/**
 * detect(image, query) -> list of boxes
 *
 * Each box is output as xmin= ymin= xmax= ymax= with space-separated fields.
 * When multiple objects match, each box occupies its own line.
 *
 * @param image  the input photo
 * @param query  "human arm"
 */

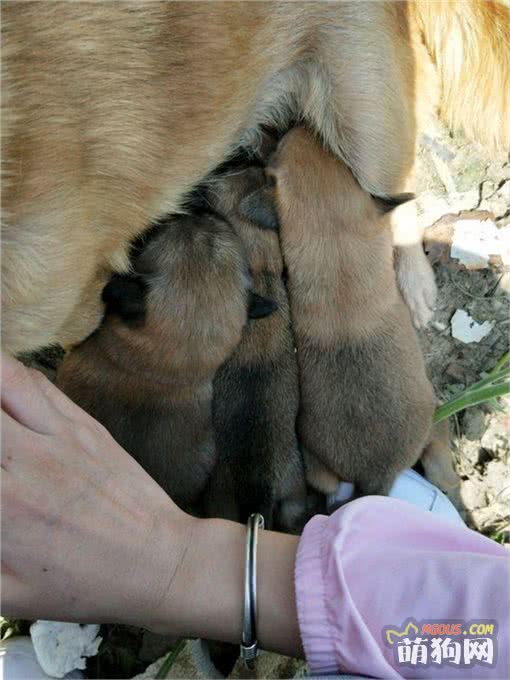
xmin=1 ymin=352 xmax=302 ymax=656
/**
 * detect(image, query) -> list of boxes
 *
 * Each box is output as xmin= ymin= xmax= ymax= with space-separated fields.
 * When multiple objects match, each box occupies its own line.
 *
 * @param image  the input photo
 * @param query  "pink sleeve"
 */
xmin=294 ymin=496 xmax=509 ymax=679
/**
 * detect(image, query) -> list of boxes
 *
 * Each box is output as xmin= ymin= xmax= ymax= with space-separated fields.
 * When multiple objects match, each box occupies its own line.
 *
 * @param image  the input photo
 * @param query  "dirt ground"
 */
xmin=17 ymin=119 xmax=509 ymax=679
xmin=417 ymin=119 xmax=509 ymax=541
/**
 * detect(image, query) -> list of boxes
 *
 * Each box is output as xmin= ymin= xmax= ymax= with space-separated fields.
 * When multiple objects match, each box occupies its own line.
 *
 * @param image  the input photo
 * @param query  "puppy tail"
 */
xmin=412 ymin=0 xmax=510 ymax=150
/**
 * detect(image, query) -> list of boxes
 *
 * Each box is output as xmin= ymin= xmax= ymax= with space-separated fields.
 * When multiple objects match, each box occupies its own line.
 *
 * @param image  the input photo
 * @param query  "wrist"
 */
xmin=152 ymin=517 xmax=246 ymax=641
xmin=146 ymin=513 xmax=303 ymax=659
xmin=137 ymin=507 xmax=201 ymax=635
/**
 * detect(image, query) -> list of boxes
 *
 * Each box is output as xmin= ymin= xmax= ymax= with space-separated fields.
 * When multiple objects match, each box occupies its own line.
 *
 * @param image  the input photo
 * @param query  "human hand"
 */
xmin=1 ymin=353 xmax=302 ymax=658
xmin=1 ymin=351 xmax=195 ymax=629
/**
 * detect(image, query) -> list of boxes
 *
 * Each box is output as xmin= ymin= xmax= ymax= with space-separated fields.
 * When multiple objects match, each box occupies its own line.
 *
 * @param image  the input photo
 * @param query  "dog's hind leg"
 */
xmin=420 ymin=420 xmax=460 ymax=492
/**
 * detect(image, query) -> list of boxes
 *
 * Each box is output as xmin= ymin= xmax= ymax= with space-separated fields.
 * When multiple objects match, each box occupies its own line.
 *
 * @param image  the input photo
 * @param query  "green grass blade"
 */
xmin=434 ymin=382 xmax=510 ymax=423
xmin=155 ymin=639 xmax=186 ymax=679
xmin=465 ymin=366 xmax=510 ymax=392
xmin=489 ymin=352 xmax=510 ymax=375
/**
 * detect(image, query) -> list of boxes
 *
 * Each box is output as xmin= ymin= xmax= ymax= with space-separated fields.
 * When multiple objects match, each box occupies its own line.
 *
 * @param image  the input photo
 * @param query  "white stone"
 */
xmin=451 ymin=309 xmax=494 ymax=344
xmin=30 ymin=621 xmax=101 ymax=678
xmin=450 ymin=219 xmax=510 ymax=269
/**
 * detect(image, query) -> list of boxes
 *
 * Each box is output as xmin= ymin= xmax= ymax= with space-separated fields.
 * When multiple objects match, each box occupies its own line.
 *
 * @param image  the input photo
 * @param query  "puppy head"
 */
xmin=103 ymin=213 xmax=276 ymax=377
xmin=207 ymin=166 xmax=279 ymax=232
xmin=266 ymin=127 xmax=414 ymax=235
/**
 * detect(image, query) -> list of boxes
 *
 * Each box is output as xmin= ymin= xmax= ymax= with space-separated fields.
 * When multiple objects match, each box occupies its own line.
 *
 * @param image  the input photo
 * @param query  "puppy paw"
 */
xmin=396 ymin=244 xmax=437 ymax=328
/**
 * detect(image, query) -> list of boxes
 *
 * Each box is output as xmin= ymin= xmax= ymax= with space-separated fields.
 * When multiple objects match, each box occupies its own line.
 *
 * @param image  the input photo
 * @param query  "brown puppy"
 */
xmin=3 ymin=1 xmax=509 ymax=354
xmin=265 ymin=128 xmax=439 ymax=497
xmin=56 ymin=212 xmax=272 ymax=511
xmin=203 ymin=166 xmax=307 ymax=531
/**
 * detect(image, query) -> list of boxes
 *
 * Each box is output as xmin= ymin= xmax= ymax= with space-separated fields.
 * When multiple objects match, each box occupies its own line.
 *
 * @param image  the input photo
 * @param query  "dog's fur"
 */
xmin=410 ymin=0 xmax=510 ymax=151
xmin=266 ymin=128 xmax=446 ymax=496
xmin=203 ymin=166 xmax=307 ymax=531
xmin=56 ymin=213 xmax=259 ymax=511
xmin=3 ymin=1 xmax=509 ymax=353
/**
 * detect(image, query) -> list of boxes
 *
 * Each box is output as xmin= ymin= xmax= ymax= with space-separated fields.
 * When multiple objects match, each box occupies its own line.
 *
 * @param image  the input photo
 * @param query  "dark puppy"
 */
xmin=204 ymin=166 xmax=307 ymax=531
xmin=265 ymin=128 xmax=448 ymax=497
xmin=57 ymin=212 xmax=270 ymax=512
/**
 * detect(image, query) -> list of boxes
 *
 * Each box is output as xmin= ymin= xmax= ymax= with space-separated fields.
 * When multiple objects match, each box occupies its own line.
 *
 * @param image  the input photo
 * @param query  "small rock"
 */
xmin=481 ymin=180 xmax=496 ymax=200
xmin=230 ymin=650 xmax=307 ymax=679
xmin=470 ymin=503 xmax=510 ymax=533
xmin=481 ymin=415 xmax=510 ymax=457
xmin=448 ymin=190 xmax=480 ymax=213
xmin=451 ymin=309 xmax=494 ymax=343
xmin=484 ymin=460 xmax=510 ymax=502
xmin=462 ymin=408 xmax=487 ymax=441
xmin=30 ymin=622 xmax=101 ymax=679
xmin=450 ymin=219 xmax=509 ymax=269
xmin=460 ymin=478 xmax=487 ymax=511
xmin=480 ymin=179 xmax=510 ymax=220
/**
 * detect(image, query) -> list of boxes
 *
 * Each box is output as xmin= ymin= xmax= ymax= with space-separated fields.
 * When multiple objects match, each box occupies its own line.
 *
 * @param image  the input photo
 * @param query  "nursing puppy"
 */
xmin=264 ymin=128 xmax=440 ymax=497
xmin=4 ymin=1 xmax=509 ymax=355
xmin=204 ymin=166 xmax=307 ymax=531
xmin=56 ymin=212 xmax=272 ymax=511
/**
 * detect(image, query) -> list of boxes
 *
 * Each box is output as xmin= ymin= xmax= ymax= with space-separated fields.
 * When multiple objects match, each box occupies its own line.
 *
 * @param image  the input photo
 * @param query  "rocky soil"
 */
xmin=417 ymin=120 xmax=509 ymax=541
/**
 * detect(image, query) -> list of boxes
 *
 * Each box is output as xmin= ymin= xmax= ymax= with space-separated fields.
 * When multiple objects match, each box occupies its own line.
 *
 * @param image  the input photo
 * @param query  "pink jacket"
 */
xmin=295 ymin=497 xmax=509 ymax=679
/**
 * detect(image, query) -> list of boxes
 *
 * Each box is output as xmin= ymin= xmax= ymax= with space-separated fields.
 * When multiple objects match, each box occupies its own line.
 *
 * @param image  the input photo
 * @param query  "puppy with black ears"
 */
xmin=204 ymin=165 xmax=308 ymax=531
xmin=258 ymin=127 xmax=457 ymax=498
xmin=56 ymin=212 xmax=274 ymax=513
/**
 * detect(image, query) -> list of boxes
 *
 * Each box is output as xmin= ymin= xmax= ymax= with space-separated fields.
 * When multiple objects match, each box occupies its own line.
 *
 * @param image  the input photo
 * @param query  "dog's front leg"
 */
xmin=391 ymin=198 xmax=436 ymax=328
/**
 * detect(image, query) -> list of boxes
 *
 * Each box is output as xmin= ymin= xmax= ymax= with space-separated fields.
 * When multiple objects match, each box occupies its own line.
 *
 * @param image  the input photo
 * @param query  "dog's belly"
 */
xmin=2 ymin=3 xmax=293 ymax=353
xmin=2 ymin=1 xmax=423 ymax=353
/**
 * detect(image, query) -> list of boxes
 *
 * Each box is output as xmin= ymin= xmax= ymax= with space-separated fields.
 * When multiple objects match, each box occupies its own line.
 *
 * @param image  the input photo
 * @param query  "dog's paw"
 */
xmin=396 ymin=244 xmax=437 ymax=328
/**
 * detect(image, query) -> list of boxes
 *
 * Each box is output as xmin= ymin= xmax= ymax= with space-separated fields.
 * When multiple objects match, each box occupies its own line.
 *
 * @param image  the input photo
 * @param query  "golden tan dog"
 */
xmin=56 ymin=212 xmax=274 ymax=512
xmin=264 ymin=128 xmax=457 ymax=496
xmin=2 ymin=1 xmax=509 ymax=353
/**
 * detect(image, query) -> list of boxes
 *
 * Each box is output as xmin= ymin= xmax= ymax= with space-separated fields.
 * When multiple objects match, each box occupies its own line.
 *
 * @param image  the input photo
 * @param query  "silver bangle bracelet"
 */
xmin=240 ymin=512 xmax=265 ymax=669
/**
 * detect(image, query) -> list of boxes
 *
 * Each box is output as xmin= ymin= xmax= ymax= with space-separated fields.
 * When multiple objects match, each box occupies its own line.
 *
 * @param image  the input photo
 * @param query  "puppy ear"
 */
xmin=102 ymin=274 xmax=148 ymax=325
xmin=248 ymin=292 xmax=278 ymax=319
xmin=373 ymin=192 xmax=415 ymax=214
xmin=239 ymin=187 xmax=279 ymax=231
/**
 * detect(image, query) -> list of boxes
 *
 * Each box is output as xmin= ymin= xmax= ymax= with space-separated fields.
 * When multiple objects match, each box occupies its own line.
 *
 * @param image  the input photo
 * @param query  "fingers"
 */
xmin=1 ymin=351 xmax=60 ymax=434
xmin=1 ymin=351 xmax=92 ymax=434
xmin=0 ymin=572 xmax=30 ymax=620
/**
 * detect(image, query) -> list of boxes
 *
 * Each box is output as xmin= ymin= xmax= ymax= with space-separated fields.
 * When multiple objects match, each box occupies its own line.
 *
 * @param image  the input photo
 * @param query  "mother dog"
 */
xmin=2 ymin=1 xmax=509 ymax=353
